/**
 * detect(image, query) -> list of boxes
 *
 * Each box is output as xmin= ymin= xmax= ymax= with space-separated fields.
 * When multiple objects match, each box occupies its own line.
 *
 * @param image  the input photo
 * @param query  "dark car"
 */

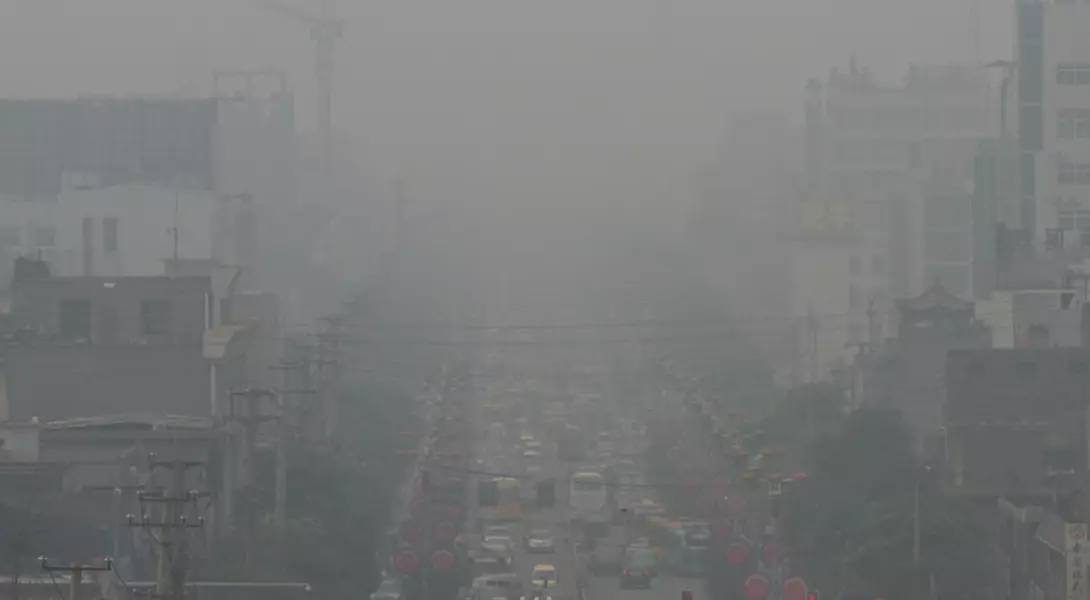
xmin=619 ymin=547 xmax=656 ymax=590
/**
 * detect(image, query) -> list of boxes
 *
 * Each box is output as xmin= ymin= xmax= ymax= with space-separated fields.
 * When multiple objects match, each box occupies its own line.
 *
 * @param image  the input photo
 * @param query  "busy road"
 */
xmin=457 ymin=344 xmax=710 ymax=600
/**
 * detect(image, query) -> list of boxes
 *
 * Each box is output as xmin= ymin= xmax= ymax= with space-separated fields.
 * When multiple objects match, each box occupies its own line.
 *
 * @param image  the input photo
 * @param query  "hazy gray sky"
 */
xmin=0 ymin=0 xmax=1009 ymax=230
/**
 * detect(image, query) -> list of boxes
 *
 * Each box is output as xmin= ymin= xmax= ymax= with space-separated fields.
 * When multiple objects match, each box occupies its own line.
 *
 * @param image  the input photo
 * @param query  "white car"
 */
xmin=524 ymin=529 xmax=555 ymax=553
xmin=482 ymin=535 xmax=513 ymax=554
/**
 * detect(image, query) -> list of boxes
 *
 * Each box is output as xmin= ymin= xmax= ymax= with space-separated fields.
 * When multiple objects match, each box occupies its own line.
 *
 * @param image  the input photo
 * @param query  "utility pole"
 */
xmin=789 ymin=323 xmax=802 ymax=388
xmin=225 ymin=389 xmax=279 ymax=564
xmin=807 ymin=305 xmax=819 ymax=382
xmin=39 ymin=558 xmax=112 ymax=600
xmin=126 ymin=456 xmax=205 ymax=600
xmin=316 ymin=315 xmax=344 ymax=441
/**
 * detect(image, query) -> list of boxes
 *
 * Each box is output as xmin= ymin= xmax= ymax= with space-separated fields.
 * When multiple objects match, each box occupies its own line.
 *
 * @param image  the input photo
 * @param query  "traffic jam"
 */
xmin=374 ymin=361 xmax=814 ymax=600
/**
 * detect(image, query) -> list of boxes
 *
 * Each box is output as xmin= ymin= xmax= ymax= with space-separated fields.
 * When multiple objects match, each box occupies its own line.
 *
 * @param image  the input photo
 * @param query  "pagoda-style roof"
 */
xmin=896 ymin=282 xmax=973 ymax=313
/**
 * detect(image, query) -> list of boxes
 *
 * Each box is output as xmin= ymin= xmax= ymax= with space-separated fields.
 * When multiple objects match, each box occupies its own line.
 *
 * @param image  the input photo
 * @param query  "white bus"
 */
xmin=569 ymin=471 xmax=609 ymax=533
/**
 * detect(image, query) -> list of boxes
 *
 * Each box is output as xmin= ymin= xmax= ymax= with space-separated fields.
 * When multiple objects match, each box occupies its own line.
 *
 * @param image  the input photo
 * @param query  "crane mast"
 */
xmin=261 ymin=0 xmax=344 ymax=180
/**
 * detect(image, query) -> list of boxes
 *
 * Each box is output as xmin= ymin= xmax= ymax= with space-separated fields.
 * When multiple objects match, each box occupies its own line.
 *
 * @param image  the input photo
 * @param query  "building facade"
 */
xmin=0 ymin=93 xmax=293 ymax=294
xmin=1013 ymin=0 xmax=1090 ymax=252
xmin=803 ymin=60 xmax=994 ymax=367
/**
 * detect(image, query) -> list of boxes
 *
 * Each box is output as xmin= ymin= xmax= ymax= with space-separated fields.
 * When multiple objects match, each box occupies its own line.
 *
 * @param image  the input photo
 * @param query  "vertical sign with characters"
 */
xmin=1067 ymin=523 xmax=1088 ymax=600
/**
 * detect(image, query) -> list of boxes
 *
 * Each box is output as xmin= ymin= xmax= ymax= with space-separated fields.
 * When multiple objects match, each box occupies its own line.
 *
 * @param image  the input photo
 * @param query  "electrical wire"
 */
xmin=424 ymin=463 xmax=723 ymax=490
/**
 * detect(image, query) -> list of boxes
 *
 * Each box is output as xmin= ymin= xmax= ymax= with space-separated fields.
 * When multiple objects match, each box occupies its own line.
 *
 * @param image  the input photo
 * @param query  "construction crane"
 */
xmin=261 ymin=0 xmax=344 ymax=175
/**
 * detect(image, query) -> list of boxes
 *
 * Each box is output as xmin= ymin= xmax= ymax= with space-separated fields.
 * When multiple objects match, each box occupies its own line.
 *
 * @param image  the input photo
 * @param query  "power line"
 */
xmin=322 ymin=311 xmax=859 ymax=333
xmin=425 ymin=463 xmax=724 ymax=490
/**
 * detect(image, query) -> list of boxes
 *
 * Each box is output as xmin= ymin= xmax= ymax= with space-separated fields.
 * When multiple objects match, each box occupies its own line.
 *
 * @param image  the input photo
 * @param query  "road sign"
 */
xmin=431 ymin=549 xmax=455 ymax=571
xmin=783 ymin=577 xmax=809 ymax=600
xmin=1067 ymin=523 xmax=1088 ymax=600
xmin=745 ymin=574 xmax=770 ymax=599
xmin=434 ymin=521 xmax=457 ymax=542
xmin=395 ymin=550 xmax=419 ymax=573
xmin=712 ymin=517 xmax=734 ymax=538
xmin=726 ymin=542 xmax=750 ymax=564
xmin=761 ymin=541 xmax=785 ymax=566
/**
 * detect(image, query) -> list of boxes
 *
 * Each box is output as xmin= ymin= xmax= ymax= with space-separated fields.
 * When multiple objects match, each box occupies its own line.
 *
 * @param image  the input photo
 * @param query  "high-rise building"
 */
xmin=1013 ymin=0 xmax=1090 ymax=251
xmin=802 ymin=60 xmax=993 ymax=366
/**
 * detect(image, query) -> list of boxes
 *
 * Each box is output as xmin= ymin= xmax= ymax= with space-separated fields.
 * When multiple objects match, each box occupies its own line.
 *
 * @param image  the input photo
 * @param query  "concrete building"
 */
xmin=803 ymin=60 xmax=994 ymax=370
xmin=863 ymin=283 xmax=989 ymax=436
xmin=1 ymin=274 xmax=260 ymax=421
xmin=1011 ymin=0 xmax=1090 ymax=249
xmin=0 ymin=92 xmax=293 ymax=293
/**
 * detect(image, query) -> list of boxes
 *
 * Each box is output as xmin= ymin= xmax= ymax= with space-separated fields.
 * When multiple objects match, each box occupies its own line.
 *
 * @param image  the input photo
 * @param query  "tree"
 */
xmin=781 ymin=410 xmax=994 ymax=600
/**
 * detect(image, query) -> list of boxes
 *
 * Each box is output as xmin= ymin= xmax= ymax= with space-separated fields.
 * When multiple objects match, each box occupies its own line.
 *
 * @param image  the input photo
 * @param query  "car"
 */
xmin=371 ymin=577 xmax=404 ymax=600
xmin=530 ymin=564 xmax=558 ymax=590
xmin=523 ymin=450 xmax=542 ymax=460
xmin=524 ymin=529 xmax=555 ymax=553
xmin=470 ymin=553 xmax=514 ymax=577
xmin=470 ymin=573 xmax=523 ymax=600
xmin=482 ymin=535 xmax=513 ymax=555
xmin=619 ymin=546 xmax=657 ymax=589
xmin=524 ymin=440 xmax=543 ymax=450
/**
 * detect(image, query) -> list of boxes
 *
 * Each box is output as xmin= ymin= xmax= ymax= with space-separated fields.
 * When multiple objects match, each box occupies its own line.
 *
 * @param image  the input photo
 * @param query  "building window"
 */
xmin=59 ymin=299 xmax=92 ymax=339
xmin=33 ymin=226 xmax=55 ymax=247
xmin=140 ymin=299 xmax=173 ymax=335
xmin=103 ymin=217 xmax=119 ymax=252
xmin=1058 ymin=163 xmax=1090 ymax=186
xmin=1057 ymin=63 xmax=1090 ymax=85
xmin=1058 ymin=209 xmax=1090 ymax=231
xmin=0 ymin=227 xmax=21 ymax=252
xmin=1058 ymin=109 xmax=1090 ymax=140
xmin=849 ymin=255 xmax=862 ymax=276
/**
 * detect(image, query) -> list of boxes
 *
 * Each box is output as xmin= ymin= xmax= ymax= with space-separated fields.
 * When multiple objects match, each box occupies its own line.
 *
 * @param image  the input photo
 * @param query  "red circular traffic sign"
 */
xmin=431 ymin=549 xmax=455 ymax=571
xmin=399 ymin=520 xmax=424 ymax=544
xmin=395 ymin=550 xmax=419 ymax=573
xmin=744 ymin=574 xmax=770 ymax=599
xmin=782 ymin=577 xmax=809 ymax=600
xmin=761 ymin=542 xmax=785 ymax=566
xmin=712 ymin=517 xmax=734 ymax=538
xmin=434 ymin=521 xmax=457 ymax=542
xmin=726 ymin=542 xmax=750 ymax=564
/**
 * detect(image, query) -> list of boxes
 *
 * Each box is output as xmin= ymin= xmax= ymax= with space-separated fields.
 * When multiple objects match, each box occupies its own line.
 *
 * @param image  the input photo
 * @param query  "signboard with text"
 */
xmin=1067 ymin=523 xmax=1087 ymax=600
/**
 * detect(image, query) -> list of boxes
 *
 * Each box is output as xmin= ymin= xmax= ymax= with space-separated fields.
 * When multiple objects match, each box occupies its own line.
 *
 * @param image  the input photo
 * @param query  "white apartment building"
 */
xmin=1013 ymin=0 xmax=1090 ymax=251
xmin=801 ymin=61 xmax=993 ymax=375
xmin=0 ymin=91 xmax=293 ymax=292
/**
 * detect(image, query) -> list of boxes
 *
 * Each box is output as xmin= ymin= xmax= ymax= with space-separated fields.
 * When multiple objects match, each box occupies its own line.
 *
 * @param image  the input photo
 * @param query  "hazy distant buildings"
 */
xmin=1011 ymin=0 xmax=1090 ymax=252
xmin=800 ymin=60 xmax=993 ymax=374
xmin=0 ymin=90 xmax=294 ymax=297
xmin=687 ymin=110 xmax=799 ymax=385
